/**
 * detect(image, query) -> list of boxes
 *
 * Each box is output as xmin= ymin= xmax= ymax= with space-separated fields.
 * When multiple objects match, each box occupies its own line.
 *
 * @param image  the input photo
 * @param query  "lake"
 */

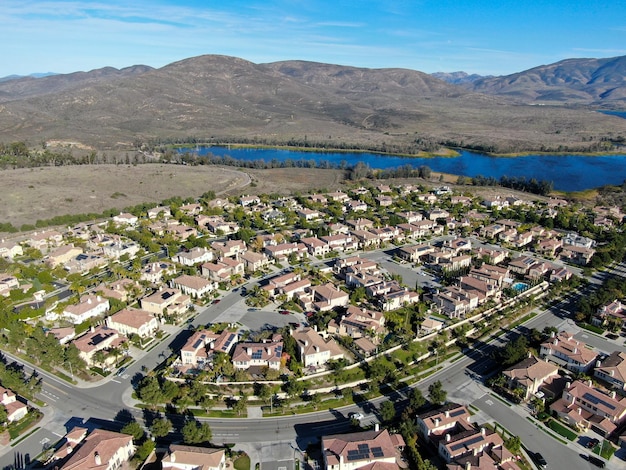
xmin=180 ymin=146 xmax=626 ymax=192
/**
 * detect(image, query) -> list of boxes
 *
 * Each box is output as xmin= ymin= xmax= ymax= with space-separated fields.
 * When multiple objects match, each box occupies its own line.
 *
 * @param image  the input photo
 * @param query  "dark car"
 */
xmin=280 ymin=310 xmax=290 ymax=315
xmin=533 ymin=452 xmax=547 ymax=469
xmin=212 ymin=299 xmax=221 ymax=304
xmin=587 ymin=455 xmax=606 ymax=468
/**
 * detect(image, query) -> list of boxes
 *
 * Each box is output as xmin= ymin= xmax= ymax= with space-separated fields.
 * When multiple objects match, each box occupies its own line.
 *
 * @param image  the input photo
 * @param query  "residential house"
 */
xmin=0 ymin=273 xmax=19 ymax=297
xmin=46 ymin=244 xmax=83 ymax=267
xmin=320 ymin=234 xmax=358 ymax=252
xmin=369 ymin=281 xmax=419 ymax=312
xmin=328 ymin=305 xmax=385 ymax=340
xmin=140 ymin=261 xmax=177 ymax=284
xmin=433 ymin=286 xmax=479 ymax=319
xmin=162 ymin=444 xmax=226 ymax=470
xmin=264 ymin=242 xmax=307 ymax=261
xmin=106 ymin=308 xmax=158 ymax=338
xmin=502 ymin=354 xmax=560 ymax=401
xmin=417 ymin=403 xmax=472 ymax=441
xmin=231 ymin=340 xmax=283 ymax=370
xmin=292 ymin=327 xmax=344 ymax=368
xmin=473 ymin=246 xmax=508 ymax=265
xmin=63 ymin=295 xmax=110 ymax=324
xmin=96 ymin=278 xmax=140 ymax=303
xmin=539 ymin=331 xmax=598 ymax=373
xmin=179 ymin=203 xmax=202 ymax=215
xmin=72 ymin=326 xmax=126 ymax=367
xmin=180 ymin=329 xmax=239 ymax=368
xmin=201 ymin=258 xmax=244 ymax=282
xmin=396 ymin=244 xmax=435 ymax=264
xmin=173 ymin=247 xmax=214 ymax=266
xmin=297 ymin=208 xmax=321 ymax=221
xmin=51 ymin=428 xmax=135 ymax=470
xmin=420 ymin=318 xmax=444 ymax=335
xmin=301 ymin=237 xmax=331 ymax=257
xmin=240 ymin=251 xmax=271 ymax=273
xmin=171 ymin=275 xmax=215 ymax=298
xmin=140 ymin=288 xmax=191 ymax=316
xmin=64 ymin=253 xmax=107 ymax=274
xmin=102 ymin=240 xmax=140 ymax=260
xmin=167 ymin=224 xmax=198 ymax=241
xmin=308 ymin=283 xmax=350 ymax=312
xmin=112 ymin=212 xmax=138 ymax=226
xmin=594 ymin=351 xmax=626 ymax=391
xmin=593 ymin=300 xmax=626 ymax=328
xmin=0 ymin=386 xmax=28 ymax=423
xmin=147 ymin=205 xmax=171 ymax=219
xmin=439 ymin=426 xmax=504 ymax=464
xmin=550 ymin=379 xmax=626 ymax=436
xmin=322 ymin=428 xmax=405 ymax=470
xmin=0 ymin=239 xmax=23 ymax=259
xmin=560 ymin=244 xmax=596 ymax=265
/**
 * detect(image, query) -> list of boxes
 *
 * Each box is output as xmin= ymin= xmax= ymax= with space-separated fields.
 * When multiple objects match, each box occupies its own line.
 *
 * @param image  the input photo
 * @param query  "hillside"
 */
xmin=465 ymin=55 xmax=626 ymax=103
xmin=0 ymin=54 xmax=625 ymax=154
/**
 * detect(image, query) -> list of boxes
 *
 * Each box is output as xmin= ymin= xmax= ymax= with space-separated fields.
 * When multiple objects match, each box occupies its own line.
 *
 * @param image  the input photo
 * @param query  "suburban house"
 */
xmin=560 ymin=244 xmax=596 ymax=265
xmin=180 ymin=329 xmax=239 ymax=368
xmin=264 ymin=242 xmax=307 ymax=261
xmin=303 ymin=283 xmax=350 ymax=312
xmin=112 ymin=212 xmax=138 ymax=226
xmin=50 ymin=428 xmax=135 ymax=470
xmin=201 ymin=258 xmax=244 ymax=282
xmin=140 ymin=288 xmax=191 ymax=317
xmin=173 ymin=247 xmax=214 ymax=266
xmin=594 ymin=351 xmax=626 ymax=391
xmin=212 ymin=240 xmax=247 ymax=259
xmin=291 ymin=327 xmax=344 ymax=368
xmin=501 ymin=354 xmax=560 ymax=401
xmin=0 ymin=386 xmax=28 ymax=423
xmin=438 ymin=426 xmax=504 ymax=464
xmin=0 ymin=239 xmax=23 ymax=259
xmin=539 ymin=331 xmax=598 ymax=373
xmin=161 ymin=444 xmax=226 ymax=470
xmin=592 ymin=300 xmax=626 ymax=328
xmin=147 ymin=205 xmax=171 ymax=219
xmin=102 ymin=240 xmax=140 ymax=260
xmin=322 ymin=428 xmax=405 ymax=470
xmin=106 ymin=308 xmax=158 ymax=338
xmin=433 ymin=286 xmax=479 ymax=319
xmin=63 ymin=295 xmax=110 ymax=324
xmin=301 ymin=236 xmax=331 ymax=257
xmin=396 ymin=244 xmax=435 ymax=264
xmin=240 ymin=250 xmax=271 ymax=272
xmin=46 ymin=244 xmax=84 ymax=267
xmin=96 ymin=278 xmax=140 ymax=303
xmin=550 ymin=379 xmax=626 ymax=436
xmin=140 ymin=261 xmax=177 ymax=284
xmin=417 ymin=403 xmax=472 ymax=441
xmin=327 ymin=305 xmax=385 ymax=340
xmin=231 ymin=340 xmax=283 ymax=370
xmin=171 ymin=275 xmax=215 ymax=298
xmin=64 ymin=253 xmax=108 ymax=274
xmin=27 ymin=230 xmax=63 ymax=250
xmin=72 ymin=326 xmax=126 ymax=367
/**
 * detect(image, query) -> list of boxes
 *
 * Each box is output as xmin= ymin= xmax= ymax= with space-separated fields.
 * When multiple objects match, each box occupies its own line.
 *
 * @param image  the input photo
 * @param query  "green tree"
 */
xmin=408 ymin=388 xmax=426 ymax=411
xmin=181 ymin=420 xmax=212 ymax=444
xmin=428 ymin=380 xmax=447 ymax=405
xmin=504 ymin=435 xmax=522 ymax=455
xmin=121 ymin=420 xmax=145 ymax=442
xmin=0 ymin=405 xmax=7 ymax=425
xmin=137 ymin=376 xmax=164 ymax=408
xmin=135 ymin=440 xmax=155 ymax=462
xmin=380 ymin=400 xmax=396 ymax=423
xmin=149 ymin=417 xmax=172 ymax=439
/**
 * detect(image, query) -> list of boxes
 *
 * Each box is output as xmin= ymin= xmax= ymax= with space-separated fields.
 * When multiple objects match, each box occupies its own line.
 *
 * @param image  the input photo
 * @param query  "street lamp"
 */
xmin=66 ymin=361 xmax=74 ymax=380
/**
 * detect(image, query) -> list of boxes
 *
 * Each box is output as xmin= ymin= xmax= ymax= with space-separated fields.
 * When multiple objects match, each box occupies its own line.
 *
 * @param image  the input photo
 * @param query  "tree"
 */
xmin=149 ymin=417 xmax=172 ymax=439
xmin=181 ymin=419 xmax=212 ymax=444
xmin=137 ymin=376 xmax=164 ymax=408
xmin=135 ymin=440 xmax=156 ymax=462
xmin=428 ymin=380 xmax=447 ymax=405
xmin=408 ymin=388 xmax=426 ymax=411
xmin=121 ymin=420 xmax=145 ymax=442
xmin=0 ymin=404 xmax=7 ymax=425
xmin=380 ymin=400 xmax=396 ymax=423
xmin=504 ymin=435 xmax=522 ymax=455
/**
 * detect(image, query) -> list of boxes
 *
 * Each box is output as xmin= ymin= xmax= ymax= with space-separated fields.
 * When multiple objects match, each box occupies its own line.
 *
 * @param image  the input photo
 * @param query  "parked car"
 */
xmin=586 ymin=454 xmax=606 ymax=468
xmin=280 ymin=310 xmax=290 ymax=315
xmin=212 ymin=299 xmax=221 ymax=304
xmin=533 ymin=452 xmax=547 ymax=469
xmin=115 ymin=367 xmax=127 ymax=377
xmin=348 ymin=412 xmax=364 ymax=420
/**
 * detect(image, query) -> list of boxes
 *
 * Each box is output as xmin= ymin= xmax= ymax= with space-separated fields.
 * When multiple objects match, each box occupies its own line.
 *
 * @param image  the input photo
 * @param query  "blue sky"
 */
xmin=2 ymin=0 xmax=626 ymax=77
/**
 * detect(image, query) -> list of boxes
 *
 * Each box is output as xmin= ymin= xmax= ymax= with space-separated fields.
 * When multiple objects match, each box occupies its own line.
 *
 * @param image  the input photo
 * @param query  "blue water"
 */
xmin=600 ymin=110 xmax=626 ymax=119
xmin=512 ymin=282 xmax=529 ymax=292
xmin=179 ymin=146 xmax=626 ymax=192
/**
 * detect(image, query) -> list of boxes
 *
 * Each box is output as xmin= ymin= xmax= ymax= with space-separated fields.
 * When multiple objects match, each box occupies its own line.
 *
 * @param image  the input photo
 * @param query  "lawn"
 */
xmin=233 ymin=453 xmax=251 ymax=470
xmin=547 ymin=419 xmax=577 ymax=441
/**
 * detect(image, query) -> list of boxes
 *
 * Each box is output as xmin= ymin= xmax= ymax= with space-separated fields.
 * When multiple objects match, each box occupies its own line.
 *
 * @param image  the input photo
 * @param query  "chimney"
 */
xmin=596 ymin=360 xmax=602 ymax=368
xmin=445 ymin=410 xmax=450 ymax=418
xmin=445 ymin=434 xmax=451 ymax=442
xmin=611 ymin=391 xmax=616 ymax=399
xmin=588 ymin=380 xmax=593 ymax=387
xmin=96 ymin=295 xmax=101 ymax=302
xmin=481 ymin=427 xmax=486 ymax=436
xmin=170 ymin=452 xmax=176 ymax=463
xmin=578 ymin=407 xmax=582 ymax=415
xmin=94 ymin=452 xmax=101 ymax=466
xmin=465 ymin=462 xmax=472 ymax=470
xmin=66 ymin=445 xmax=73 ymax=454
xmin=553 ymin=339 xmax=558 ymax=345
xmin=573 ymin=347 xmax=577 ymax=354
xmin=375 ymin=423 xmax=379 ymax=432
xmin=87 ymin=298 xmax=92 ymax=304
xmin=528 ymin=351 xmax=532 ymax=358
xmin=434 ymin=418 xmax=440 ymax=426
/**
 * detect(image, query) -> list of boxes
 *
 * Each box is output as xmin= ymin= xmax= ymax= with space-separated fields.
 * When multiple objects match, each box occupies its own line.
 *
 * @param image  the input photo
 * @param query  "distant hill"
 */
xmin=0 ymin=72 xmax=58 ymax=83
xmin=0 ymin=54 xmax=624 ymax=154
xmin=463 ymin=55 xmax=626 ymax=103
xmin=431 ymin=71 xmax=491 ymax=85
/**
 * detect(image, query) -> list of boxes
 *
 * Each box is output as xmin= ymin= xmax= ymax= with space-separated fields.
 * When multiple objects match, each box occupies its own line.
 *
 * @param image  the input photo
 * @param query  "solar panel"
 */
xmin=347 ymin=450 xmax=359 ymax=456
xmin=347 ymin=454 xmax=360 ymax=461
xmin=582 ymin=392 xmax=616 ymax=410
xmin=450 ymin=408 xmax=466 ymax=417
xmin=358 ymin=444 xmax=369 ymax=451
xmin=450 ymin=435 xmax=483 ymax=452
xmin=251 ymin=351 xmax=263 ymax=359
xmin=371 ymin=446 xmax=384 ymax=458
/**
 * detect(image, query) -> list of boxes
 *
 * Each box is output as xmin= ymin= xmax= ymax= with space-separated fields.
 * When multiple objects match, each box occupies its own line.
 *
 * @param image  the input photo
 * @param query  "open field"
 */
xmin=0 ymin=164 xmax=348 ymax=228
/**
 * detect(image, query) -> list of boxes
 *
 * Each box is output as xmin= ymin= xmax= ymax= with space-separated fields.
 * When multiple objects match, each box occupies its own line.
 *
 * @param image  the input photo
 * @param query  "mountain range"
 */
xmin=0 ymin=54 xmax=625 ymax=154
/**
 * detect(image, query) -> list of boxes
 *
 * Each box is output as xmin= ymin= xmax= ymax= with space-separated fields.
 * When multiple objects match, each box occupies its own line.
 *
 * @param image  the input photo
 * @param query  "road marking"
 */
xmin=40 ymin=437 xmax=50 ymax=445
xmin=111 ymin=379 xmax=121 ymax=384
xmin=485 ymin=399 xmax=494 ymax=406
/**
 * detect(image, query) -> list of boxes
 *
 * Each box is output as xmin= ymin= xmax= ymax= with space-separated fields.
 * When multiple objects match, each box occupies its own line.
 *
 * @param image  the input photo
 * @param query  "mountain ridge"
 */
xmin=0 ymin=54 xmax=624 ymax=154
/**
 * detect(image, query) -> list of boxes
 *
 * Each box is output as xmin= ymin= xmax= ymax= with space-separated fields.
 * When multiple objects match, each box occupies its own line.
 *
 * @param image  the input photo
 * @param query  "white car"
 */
xmin=348 ymin=412 xmax=364 ymax=420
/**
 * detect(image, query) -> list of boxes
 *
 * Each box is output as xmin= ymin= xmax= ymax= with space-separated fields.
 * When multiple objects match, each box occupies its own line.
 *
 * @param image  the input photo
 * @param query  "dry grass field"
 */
xmin=0 ymin=164 xmax=347 ymax=228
